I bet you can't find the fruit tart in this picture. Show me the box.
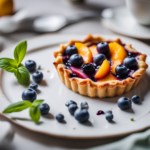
[53,34,148,98]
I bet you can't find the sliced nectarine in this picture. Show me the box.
[95,59,110,79]
[89,45,98,57]
[109,42,127,74]
[75,43,93,63]
[97,73,117,83]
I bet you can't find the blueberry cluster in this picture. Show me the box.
[117,95,140,110]
[65,100,89,123]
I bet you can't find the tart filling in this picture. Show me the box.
[53,34,148,98]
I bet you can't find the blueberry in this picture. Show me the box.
[66,45,78,56]
[22,88,37,102]
[74,108,89,123]
[115,65,128,77]
[105,113,113,121]
[81,63,95,74]
[93,54,106,66]
[56,114,64,122]
[69,54,83,67]
[80,102,89,110]
[68,104,78,115]
[132,95,140,103]
[32,71,43,83]
[105,110,112,114]
[123,57,137,69]
[70,73,77,78]
[25,60,36,72]
[30,83,38,90]
[65,100,77,107]
[97,42,109,54]
[117,97,131,110]
[38,103,50,115]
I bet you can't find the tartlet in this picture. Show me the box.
[53,34,148,98]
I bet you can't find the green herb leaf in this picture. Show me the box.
[0,58,17,73]
[130,118,134,121]
[32,100,44,107]
[3,100,32,113]
[29,106,41,123]
[14,41,27,64]
[14,64,30,86]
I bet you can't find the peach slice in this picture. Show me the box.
[89,45,98,57]
[75,43,93,63]
[95,59,110,79]
[109,42,127,74]
[97,73,117,83]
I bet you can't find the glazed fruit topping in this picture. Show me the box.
[115,65,128,78]
[75,43,93,63]
[93,54,106,66]
[69,54,83,67]
[95,59,110,79]
[81,63,95,75]
[97,42,109,54]
[66,45,78,56]
[123,57,137,69]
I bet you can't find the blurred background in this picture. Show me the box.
[0,0,150,150]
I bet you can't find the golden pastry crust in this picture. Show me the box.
[53,34,148,98]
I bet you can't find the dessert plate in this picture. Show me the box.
[0,34,150,139]
[101,6,150,39]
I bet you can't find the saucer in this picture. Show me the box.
[101,6,150,39]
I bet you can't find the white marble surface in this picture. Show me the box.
[0,0,149,150]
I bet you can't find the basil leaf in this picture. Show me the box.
[29,106,41,123]
[14,64,30,86]
[0,58,17,73]
[14,41,27,64]
[32,100,44,107]
[3,100,32,113]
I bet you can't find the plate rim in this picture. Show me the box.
[0,33,150,139]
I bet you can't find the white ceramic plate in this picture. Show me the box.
[0,34,150,139]
[102,6,150,39]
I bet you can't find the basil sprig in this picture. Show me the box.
[3,100,44,123]
[0,41,30,86]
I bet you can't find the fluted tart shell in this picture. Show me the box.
[53,34,148,98]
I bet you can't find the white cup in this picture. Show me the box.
[126,0,150,25]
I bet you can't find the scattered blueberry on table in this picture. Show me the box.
[132,95,140,104]
[22,88,37,102]
[25,60,36,72]
[74,108,89,123]
[38,103,50,115]
[66,45,78,56]
[105,110,113,121]
[65,100,77,107]
[80,102,89,110]
[69,54,83,67]
[68,104,78,115]
[30,83,38,90]
[56,114,64,122]
[32,71,43,83]
[117,97,132,110]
